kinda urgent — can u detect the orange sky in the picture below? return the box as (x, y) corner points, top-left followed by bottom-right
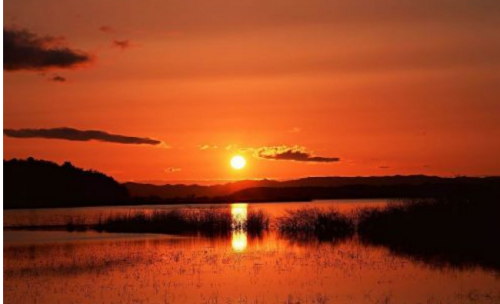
(4, 0), (500, 182)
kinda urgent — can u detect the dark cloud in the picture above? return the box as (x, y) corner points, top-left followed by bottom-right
(4, 127), (162, 145)
(4, 28), (91, 71)
(112, 40), (130, 49)
(99, 26), (115, 33)
(254, 146), (339, 163)
(50, 75), (66, 82)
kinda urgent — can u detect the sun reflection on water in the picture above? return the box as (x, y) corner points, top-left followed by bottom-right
(231, 203), (248, 252)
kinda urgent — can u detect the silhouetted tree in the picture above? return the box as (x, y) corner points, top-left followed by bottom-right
(4, 158), (130, 209)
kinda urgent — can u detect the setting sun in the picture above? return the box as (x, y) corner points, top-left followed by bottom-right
(230, 155), (246, 170)
(4, 0), (500, 303)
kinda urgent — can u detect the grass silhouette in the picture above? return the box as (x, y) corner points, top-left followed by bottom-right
(357, 196), (500, 271)
(94, 208), (269, 236)
(277, 207), (355, 241)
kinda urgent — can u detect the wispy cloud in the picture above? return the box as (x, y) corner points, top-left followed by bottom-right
(112, 39), (131, 50)
(288, 127), (301, 133)
(4, 28), (91, 71)
(50, 75), (66, 82)
(199, 144), (218, 150)
(4, 127), (163, 145)
(251, 145), (340, 163)
(165, 167), (182, 173)
(99, 26), (115, 33)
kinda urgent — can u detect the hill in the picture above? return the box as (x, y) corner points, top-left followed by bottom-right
(4, 158), (130, 209)
(124, 179), (280, 199)
(125, 175), (500, 201)
(5, 158), (500, 209)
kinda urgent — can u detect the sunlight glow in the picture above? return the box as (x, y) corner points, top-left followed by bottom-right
(230, 155), (246, 170)
(231, 203), (248, 252)
(231, 231), (247, 252)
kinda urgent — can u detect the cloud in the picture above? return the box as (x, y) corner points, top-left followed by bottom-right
(4, 127), (162, 145)
(165, 167), (182, 173)
(199, 144), (218, 150)
(112, 39), (131, 49)
(288, 127), (301, 133)
(4, 28), (91, 71)
(50, 75), (66, 82)
(99, 26), (115, 33)
(252, 145), (340, 163)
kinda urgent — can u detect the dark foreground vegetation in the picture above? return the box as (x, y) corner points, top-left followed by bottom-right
(7, 196), (500, 271)
(357, 196), (500, 271)
(277, 208), (355, 241)
(65, 208), (270, 236)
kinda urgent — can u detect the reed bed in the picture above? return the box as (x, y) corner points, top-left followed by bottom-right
(245, 209), (270, 235)
(276, 207), (355, 241)
(356, 197), (500, 270)
(93, 208), (270, 236)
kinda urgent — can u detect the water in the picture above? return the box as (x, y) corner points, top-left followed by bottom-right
(4, 200), (500, 304)
(3, 199), (385, 227)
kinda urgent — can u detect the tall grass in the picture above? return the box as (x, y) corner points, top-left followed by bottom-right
(277, 207), (355, 241)
(65, 216), (88, 232)
(94, 208), (269, 236)
(357, 197), (500, 270)
(243, 209), (270, 236)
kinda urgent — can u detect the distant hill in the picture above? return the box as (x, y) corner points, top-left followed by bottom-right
(5, 158), (500, 209)
(124, 179), (280, 199)
(4, 158), (130, 209)
(125, 175), (500, 200)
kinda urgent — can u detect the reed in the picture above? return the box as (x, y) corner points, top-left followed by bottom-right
(277, 207), (355, 241)
(93, 208), (270, 236)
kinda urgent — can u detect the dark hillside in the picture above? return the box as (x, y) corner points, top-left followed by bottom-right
(4, 158), (130, 209)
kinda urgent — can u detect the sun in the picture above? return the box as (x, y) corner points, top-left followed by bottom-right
(230, 155), (246, 170)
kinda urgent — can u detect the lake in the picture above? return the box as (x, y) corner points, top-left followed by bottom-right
(3, 199), (385, 227)
(4, 199), (500, 304)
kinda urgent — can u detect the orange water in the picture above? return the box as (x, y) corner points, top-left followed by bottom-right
(4, 199), (385, 227)
(4, 201), (499, 304)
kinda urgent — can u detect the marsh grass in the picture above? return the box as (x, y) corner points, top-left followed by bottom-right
(65, 216), (88, 232)
(95, 209), (231, 235)
(93, 208), (270, 236)
(277, 207), (355, 241)
(357, 197), (500, 270)
(244, 209), (270, 236)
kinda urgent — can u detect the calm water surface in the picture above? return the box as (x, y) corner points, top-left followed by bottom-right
(4, 200), (500, 304)
(4, 199), (384, 227)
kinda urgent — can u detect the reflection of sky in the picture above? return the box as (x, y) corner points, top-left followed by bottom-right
(231, 203), (248, 252)
(4, 200), (387, 227)
(5, 232), (498, 304)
